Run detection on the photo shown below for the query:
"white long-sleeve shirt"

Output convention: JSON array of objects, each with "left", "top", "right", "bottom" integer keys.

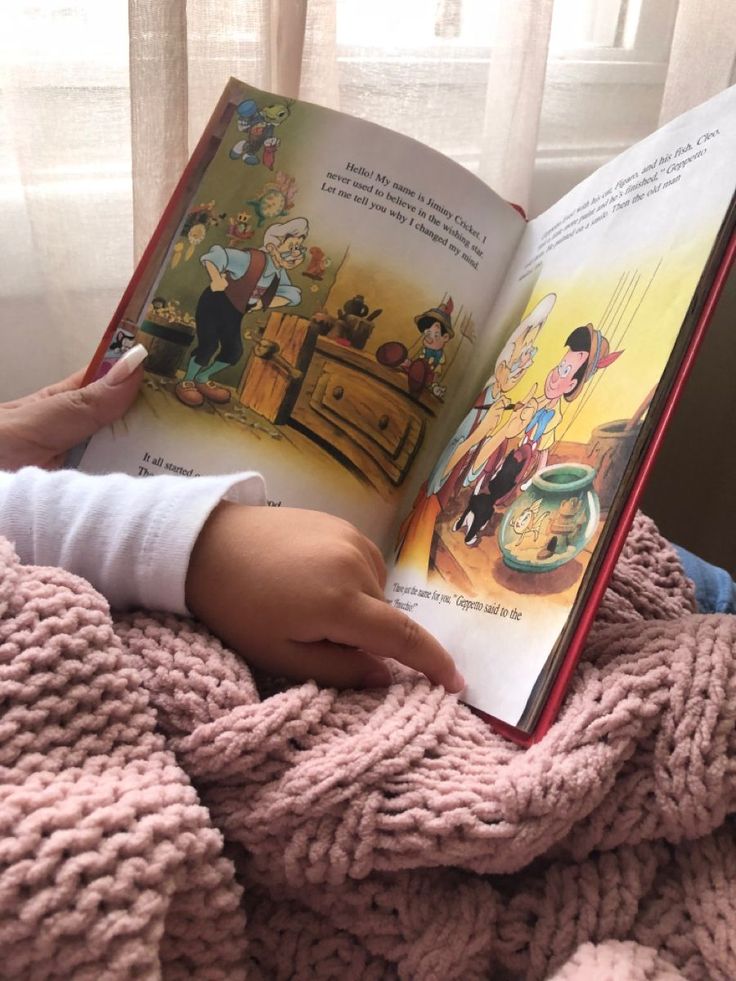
[{"left": 0, "top": 467, "right": 266, "bottom": 613}]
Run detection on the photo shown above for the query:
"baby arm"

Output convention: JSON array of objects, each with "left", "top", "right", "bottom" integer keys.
[
  {"left": 0, "top": 468, "right": 462, "bottom": 692},
  {"left": 186, "top": 501, "right": 463, "bottom": 690},
  {"left": 0, "top": 467, "right": 266, "bottom": 613},
  {"left": 0, "top": 348, "right": 462, "bottom": 692}
]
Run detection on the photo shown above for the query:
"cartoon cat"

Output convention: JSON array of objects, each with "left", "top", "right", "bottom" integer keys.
[{"left": 452, "top": 446, "right": 532, "bottom": 546}]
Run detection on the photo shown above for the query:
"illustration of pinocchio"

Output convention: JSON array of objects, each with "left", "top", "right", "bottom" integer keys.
[
  {"left": 375, "top": 295, "right": 455, "bottom": 399},
  {"left": 448, "top": 321, "right": 623, "bottom": 550},
  {"left": 404, "top": 297, "right": 455, "bottom": 399},
  {"left": 521, "top": 322, "right": 623, "bottom": 472}
]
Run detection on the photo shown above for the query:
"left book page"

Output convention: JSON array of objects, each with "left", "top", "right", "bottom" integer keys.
[{"left": 77, "top": 79, "right": 525, "bottom": 551}]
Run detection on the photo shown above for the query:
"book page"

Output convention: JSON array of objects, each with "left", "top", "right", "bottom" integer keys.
[
  {"left": 77, "top": 80, "right": 524, "bottom": 550},
  {"left": 388, "top": 85, "right": 736, "bottom": 730}
]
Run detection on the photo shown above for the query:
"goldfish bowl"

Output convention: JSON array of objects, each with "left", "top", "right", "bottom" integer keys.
[{"left": 497, "top": 463, "right": 600, "bottom": 573}]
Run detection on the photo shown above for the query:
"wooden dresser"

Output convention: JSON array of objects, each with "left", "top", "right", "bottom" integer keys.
[{"left": 291, "top": 337, "right": 437, "bottom": 488}]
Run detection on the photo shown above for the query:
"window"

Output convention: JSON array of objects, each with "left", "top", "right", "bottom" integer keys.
[{"left": 334, "top": 0, "right": 680, "bottom": 213}]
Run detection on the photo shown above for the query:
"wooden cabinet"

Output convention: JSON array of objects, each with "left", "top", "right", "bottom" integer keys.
[
  {"left": 238, "top": 313, "right": 320, "bottom": 424},
  {"left": 291, "top": 338, "right": 436, "bottom": 488}
]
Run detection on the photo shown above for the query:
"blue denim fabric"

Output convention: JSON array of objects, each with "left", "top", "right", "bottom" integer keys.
[{"left": 673, "top": 545, "right": 736, "bottom": 614}]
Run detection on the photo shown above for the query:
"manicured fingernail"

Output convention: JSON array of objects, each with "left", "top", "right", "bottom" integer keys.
[
  {"left": 361, "top": 669, "right": 392, "bottom": 688},
  {"left": 104, "top": 343, "right": 148, "bottom": 386},
  {"left": 447, "top": 669, "right": 466, "bottom": 693}
]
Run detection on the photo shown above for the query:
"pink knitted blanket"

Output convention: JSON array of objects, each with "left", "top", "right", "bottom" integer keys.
[{"left": 1, "top": 514, "right": 735, "bottom": 979}]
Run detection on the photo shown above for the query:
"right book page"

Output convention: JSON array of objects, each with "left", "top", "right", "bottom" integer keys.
[{"left": 387, "top": 84, "right": 736, "bottom": 732}]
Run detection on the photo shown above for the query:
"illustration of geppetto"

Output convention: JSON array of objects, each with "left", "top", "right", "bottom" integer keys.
[
  {"left": 433, "top": 293, "right": 556, "bottom": 503},
  {"left": 376, "top": 297, "right": 454, "bottom": 399},
  {"left": 175, "top": 217, "right": 308, "bottom": 408},
  {"left": 393, "top": 296, "right": 551, "bottom": 572}
]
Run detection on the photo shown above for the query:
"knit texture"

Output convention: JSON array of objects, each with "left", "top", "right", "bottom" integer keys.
[{"left": 1, "top": 513, "right": 735, "bottom": 979}]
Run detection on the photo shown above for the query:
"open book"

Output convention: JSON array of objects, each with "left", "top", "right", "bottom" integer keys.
[{"left": 77, "top": 79, "right": 736, "bottom": 742}]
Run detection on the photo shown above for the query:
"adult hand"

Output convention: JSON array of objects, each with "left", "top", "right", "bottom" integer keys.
[
  {"left": 0, "top": 344, "right": 146, "bottom": 470},
  {"left": 186, "top": 502, "right": 466, "bottom": 692}
]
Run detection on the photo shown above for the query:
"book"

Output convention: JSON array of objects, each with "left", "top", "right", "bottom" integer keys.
[{"left": 77, "top": 78, "right": 736, "bottom": 743}]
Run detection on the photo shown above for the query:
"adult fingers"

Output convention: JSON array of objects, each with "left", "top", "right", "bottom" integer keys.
[
  {"left": 5, "top": 368, "right": 88, "bottom": 410},
  {"left": 328, "top": 594, "right": 464, "bottom": 692},
  {"left": 29, "top": 368, "right": 87, "bottom": 402},
  {"left": 18, "top": 344, "right": 146, "bottom": 464}
]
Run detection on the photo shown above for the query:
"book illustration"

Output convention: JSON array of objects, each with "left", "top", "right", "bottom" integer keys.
[
  {"left": 429, "top": 292, "right": 554, "bottom": 501},
  {"left": 129, "top": 225, "right": 469, "bottom": 495},
  {"left": 311, "top": 294, "right": 382, "bottom": 347},
  {"left": 229, "top": 98, "right": 292, "bottom": 168},
  {"left": 376, "top": 297, "right": 461, "bottom": 401},
  {"left": 171, "top": 201, "right": 227, "bottom": 268},
  {"left": 514, "top": 323, "right": 623, "bottom": 482},
  {"left": 174, "top": 217, "right": 310, "bottom": 409},
  {"left": 225, "top": 208, "right": 255, "bottom": 247},
  {"left": 393, "top": 292, "right": 555, "bottom": 570},
  {"left": 584, "top": 389, "right": 654, "bottom": 511},
  {"left": 448, "top": 322, "right": 621, "bottom": 564},
  {"left": 303, "top": 246, "right": 331, "bottom": 280},
  {"left": 78, "top": 78, "right": 736, "bottom": 738},
  {"left": 97, "top": 325, "right": 137, "bottom": 378},
  {"left": 247, "top": 172, "right": 299, "bottom": 225},
  {"left": 498, "top": 464, "right": 599, "bottom": 572},
  {"left": 393, "top": 263, "right": 677, "bottom": 601},
  {"left": 504, "top": 499, "right": 550, "bottom": 550},
  {"left": 91, "top": 88, "right": 490, "bottom": 501}
]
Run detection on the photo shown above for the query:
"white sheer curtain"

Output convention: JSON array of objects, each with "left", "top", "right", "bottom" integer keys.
[{"left": 1, "top": 0, "right": 734, "bottom": 399}]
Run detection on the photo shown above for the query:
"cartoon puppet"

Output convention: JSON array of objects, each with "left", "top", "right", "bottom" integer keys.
[
  {"left": 453, "top": 322, "right": 623, "bottom": 548},
  {"left": 229, "top": 99, "right": 291, "bottom": 167},
  {"left": 376, "top": 298, "right": 455, "bottom": 400},
  {"left": 521, "top": 323, "right": 623, "bottom": 473},
  {"left": 175, "top": 217, "right": 309, "bottom": 408}
]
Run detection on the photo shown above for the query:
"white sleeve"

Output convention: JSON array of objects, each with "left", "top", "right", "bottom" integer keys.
[{"left": 0, "top": 467, "right": 267, "bottom": 614}]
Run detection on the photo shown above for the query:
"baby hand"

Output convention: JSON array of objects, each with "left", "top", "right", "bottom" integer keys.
[{"left": 186, "top": 503, "right": 465, "bottom": 692}]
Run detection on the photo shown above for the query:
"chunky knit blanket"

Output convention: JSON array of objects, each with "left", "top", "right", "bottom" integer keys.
[{"left": 1, "top": 513, "right": 735, "bottom": 980}]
